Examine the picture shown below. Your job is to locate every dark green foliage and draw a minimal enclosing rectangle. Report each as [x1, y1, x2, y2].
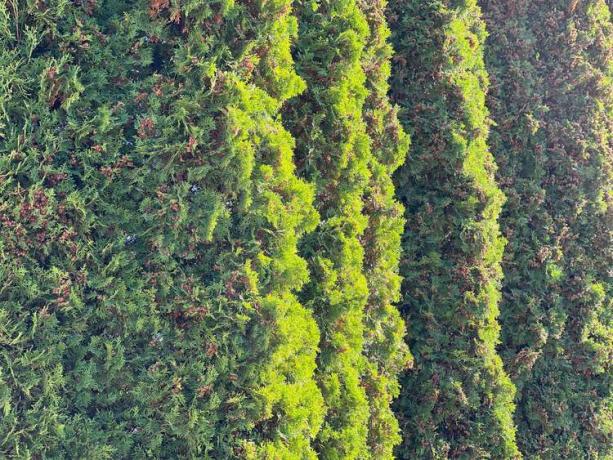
[482, 0, 612, 457]
[0, 1, 324, 457]
[358, 0, 412, 457]
[2, 0, 608, 457]
[389, 0, 520, 457]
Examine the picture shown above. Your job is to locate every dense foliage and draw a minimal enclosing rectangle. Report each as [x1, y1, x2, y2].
[0, 1, 324, 457]
[358, 0, 412, 457]
[389, 0, 520, 457]
[0, 0, 609, 458]
[483, 0, 612, 456]
[286, 0, 409, 457]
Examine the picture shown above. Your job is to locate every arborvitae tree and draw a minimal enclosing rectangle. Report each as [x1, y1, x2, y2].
[358, 0, 412, 457]
[0, 1, 323, 457]
[482, 0, 612, 456]
[388, 0, 520, 457]
[285, 1, 373, 457]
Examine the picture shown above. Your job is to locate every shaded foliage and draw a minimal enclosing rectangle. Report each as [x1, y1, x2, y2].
[389, 0, 520, 457]
[482, 0, 612, 457]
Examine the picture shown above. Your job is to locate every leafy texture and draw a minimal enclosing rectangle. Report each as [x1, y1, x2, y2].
[389, 0, 520, 457]
[1, 0, 609, 458]
[358, 1, 412, 458]
[0, 1, 323, 457]
[285, 2, 412, 457]
[285, 1, 370, 457]
[482, 0, 612, 457]
[286, 1, 387, 457]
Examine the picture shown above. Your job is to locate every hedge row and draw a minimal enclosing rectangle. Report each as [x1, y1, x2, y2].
[483, 0, 612, 456]
[1, 0, 610, 458]
[1, 0, 411, 457]
[358, 1, 412, 457]
[389, 0, 520, 457]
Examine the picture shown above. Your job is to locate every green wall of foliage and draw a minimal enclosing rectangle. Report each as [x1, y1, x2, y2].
[483, 0, 612, 457]
[358, 1, 412, 458]
[388, 0, 520, 457]
[0, 0, 609, 458]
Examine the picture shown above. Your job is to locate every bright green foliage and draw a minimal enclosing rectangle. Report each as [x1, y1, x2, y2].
[358, 0, 412, 458]
[389, 0, 520, 457]
[482, 0, 612, 457]
[284, 1, 373, 457]
[0, 1, 324, 457]
[286, 2, 412, 457]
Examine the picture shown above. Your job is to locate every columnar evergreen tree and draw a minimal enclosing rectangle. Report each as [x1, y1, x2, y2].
[388, 0, 520, 457]
[0, 1, 324, 457]
[358, 0, 412, 457]
[482, 0, 612, 456]
[285, 1, 373, 457]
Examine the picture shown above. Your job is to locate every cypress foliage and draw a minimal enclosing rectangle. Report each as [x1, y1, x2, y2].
[285, 1, 372, 457]
[0, 1, 323, 457]
[0, 4, 118, 455]
[358, 0, 412, 457]
[482, 0, 612, 456]
[287, 2, 412, 456]
[388, 0, 520, 457]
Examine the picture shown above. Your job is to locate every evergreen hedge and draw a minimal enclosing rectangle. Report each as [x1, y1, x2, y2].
[388, 0, 520, 457]
[1, 1, 324, 457]
[483, 0, 612, 456]
[0, 0, 609, 458]
[285, 1, 377, 457]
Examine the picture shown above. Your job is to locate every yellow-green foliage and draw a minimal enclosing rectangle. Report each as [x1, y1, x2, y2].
[285, 0, 374, 457]
[358, 0, 412, 458]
